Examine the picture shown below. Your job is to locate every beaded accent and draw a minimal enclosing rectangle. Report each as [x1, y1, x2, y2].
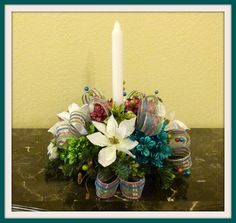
[167, 130, 191, 148]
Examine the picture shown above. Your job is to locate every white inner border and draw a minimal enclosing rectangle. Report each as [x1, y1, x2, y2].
[5, 4, 232, 219]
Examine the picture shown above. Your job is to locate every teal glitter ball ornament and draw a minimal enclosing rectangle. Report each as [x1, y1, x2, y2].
[183, 169, 191, 176]
[84, 86, 89, 92]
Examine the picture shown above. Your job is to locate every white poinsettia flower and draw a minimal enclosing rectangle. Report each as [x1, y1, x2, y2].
[165, 112, 190, 131]
[47, 142, 58, 160]
[86, 115, 138, 167]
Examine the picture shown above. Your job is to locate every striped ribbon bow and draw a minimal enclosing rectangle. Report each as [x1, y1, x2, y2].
[48, 103, 89, 146]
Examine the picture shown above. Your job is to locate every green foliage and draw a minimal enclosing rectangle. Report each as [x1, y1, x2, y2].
[86, 123, 96, 135]
[112, 152, 145, 181]
[46, 124, 100, 178]
[46, 122, 177, 191]
[108, 103, 135, 124]
[58, 163, 75, 177]
[158, 165, 176, 190]
[57, 135, 100, 177]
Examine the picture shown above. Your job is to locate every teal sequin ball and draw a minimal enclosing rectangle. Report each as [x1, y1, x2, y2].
[84, 86, 89, 92]
[183, 169, 191, 176]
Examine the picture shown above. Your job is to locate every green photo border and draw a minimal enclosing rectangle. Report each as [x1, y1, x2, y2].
[1, 0, 234, 222]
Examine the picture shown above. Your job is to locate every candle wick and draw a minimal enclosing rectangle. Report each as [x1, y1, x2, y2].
[113, 21, 121, 30]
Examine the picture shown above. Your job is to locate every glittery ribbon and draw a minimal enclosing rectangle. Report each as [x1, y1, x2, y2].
[69, 110, 88, 136]
[82, 88, 105, 104]
[127, 90, 145, 100]
[136, 95, 164, 136]
[56, 123, 72, 146]
[167, 147, 192, 170]
[55, 111, 89, 146]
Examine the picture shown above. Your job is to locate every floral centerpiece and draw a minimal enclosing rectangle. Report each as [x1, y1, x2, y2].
[46, 87, 192, 199]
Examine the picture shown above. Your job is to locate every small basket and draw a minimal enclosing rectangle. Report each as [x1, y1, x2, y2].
[167, 147, 192, 171]
[95, 172, 119, 199]
[119, 177, 145, 200]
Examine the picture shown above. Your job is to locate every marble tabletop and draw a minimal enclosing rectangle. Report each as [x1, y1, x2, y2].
[12, 128, 224, 211]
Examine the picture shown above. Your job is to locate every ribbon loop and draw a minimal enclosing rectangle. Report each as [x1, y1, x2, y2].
[56, 123, 72, 146]
[82, 88, 105, 104]
[136, 95, 164, 136]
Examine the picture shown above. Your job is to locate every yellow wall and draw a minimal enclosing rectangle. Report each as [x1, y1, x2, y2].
[12, 12, 224, 128]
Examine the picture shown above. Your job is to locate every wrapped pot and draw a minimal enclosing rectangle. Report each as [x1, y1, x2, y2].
[119, 177, 145, 200]
[95, 172, 119, 199]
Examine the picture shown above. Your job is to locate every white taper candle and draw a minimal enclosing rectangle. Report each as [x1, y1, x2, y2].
[112, 21, 123, 105]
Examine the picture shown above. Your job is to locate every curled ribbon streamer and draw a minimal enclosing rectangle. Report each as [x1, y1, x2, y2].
[136, 95, 164, 136]
[82, 88, 105, 104]
[127, 90, 145, 100]
[167, 147, 192, 170]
